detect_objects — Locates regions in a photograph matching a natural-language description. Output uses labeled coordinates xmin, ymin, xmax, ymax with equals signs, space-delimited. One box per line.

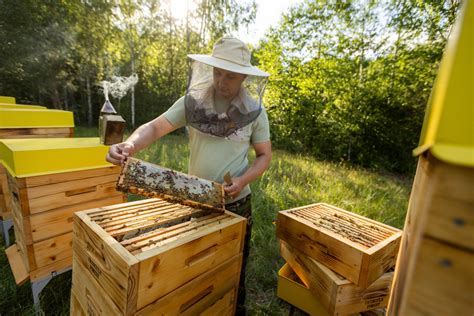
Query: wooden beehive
xmin=0 ymin=107 xmax=74 ymax=221
xmin=280 ymin=241 xmax=393 ymax=315
xmin=276 ymin=203 xmax=402 ymax=288
xmin=71 ymin=198 xmax=246 ymax=315
xmin=388 ymin=155 xmax=474 ymax=316
xmin=0 ymin=138 xmax=125 ymax=284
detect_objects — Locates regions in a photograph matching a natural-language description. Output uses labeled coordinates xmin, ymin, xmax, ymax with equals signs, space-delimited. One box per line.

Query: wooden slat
xmin=404 ymin=237 xmax=474 ymax=315
xmin=135 ymin=254 xmax=241 ymax=316
xmin=200 ymin=288 xmax=236 ymax=316
xmin=27 ymin=173 xmax=119 ymax=199
xmin=32 ymin=232 xmax=72 ymax=268
xmin=29 ymin=255 xmax=72 ymax=282
xmin=29 ymin=195 xmax=124 ymax=243
xmin=70 ymin=289 xmax=87 ymax=316
xmin=136 ymin=216 xmax=245 ymax=309
xmin=5 ymin=244 xmax=30 ymax=285
xmin=0 ymin=127 xmax=73 ymax=138
xmin=24 ymin=166 xmax=120 ymax=188
xmin=28 ymin=181 xmax=119 ymax=214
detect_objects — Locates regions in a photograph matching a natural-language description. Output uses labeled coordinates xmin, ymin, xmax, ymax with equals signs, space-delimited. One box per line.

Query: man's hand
xmin=223 ymin=176 xmax=246 ymax=199
xmin=106 ymin=142 xmax=135 ymax=165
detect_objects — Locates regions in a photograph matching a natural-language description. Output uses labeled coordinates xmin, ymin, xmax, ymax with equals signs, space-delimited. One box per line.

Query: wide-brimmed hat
xmin=188 ymin=36 xmax=270 ymax=77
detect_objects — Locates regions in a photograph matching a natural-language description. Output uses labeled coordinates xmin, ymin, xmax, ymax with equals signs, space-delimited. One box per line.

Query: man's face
xmin=213 ymin=67 xmax=246 ymax=100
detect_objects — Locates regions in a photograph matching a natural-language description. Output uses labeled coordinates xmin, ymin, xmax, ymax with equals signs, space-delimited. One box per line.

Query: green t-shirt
xmin=163 ymin=96 xmax=270 ymax=203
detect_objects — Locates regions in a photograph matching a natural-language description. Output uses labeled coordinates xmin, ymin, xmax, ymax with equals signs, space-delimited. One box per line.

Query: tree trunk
xmin=63 ymin=86 xmax=69 ymax=111
xmin=86 ymin=76 xmax=93 ymax=127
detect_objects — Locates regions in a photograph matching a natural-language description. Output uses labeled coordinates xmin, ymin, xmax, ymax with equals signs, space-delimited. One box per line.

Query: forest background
xmin=0 ymin=0 xmax=461 ymax=174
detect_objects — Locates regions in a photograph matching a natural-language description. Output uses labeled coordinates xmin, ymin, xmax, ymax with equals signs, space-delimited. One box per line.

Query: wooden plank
xmin=32 ymin=232 xmax=72 ymax=268
xmin=281 ymin=241 xmax=392 ymax=315
xmin=73 ymin=212 xmax=139 ymax=314
xmin=28 ymin=181 xmax=120 ymax=214
xmin=29 ymin=255 xmax=71 ymax=282
xmin=5 ymin=244 xmax=30 ymax=285
xmin=0 ymin=127 xmax=73 ymax=137
xmin=72 ymin=257 xmax=124 ymax=315
xmin=70 ymin=289 xmax=87 ymax=316
xmin=135 ymin=254 xmax=241 ymax=316
xmin=24 ymin=165 xmax=120 ymax=188
xmin=200 ymin=288 xmax=236 ymax=316
xmin=424 ymin=192 xmax=474 ymax=251
xmin=27 ymin=173 xmax=119 ymax=199
xmin=136 ymin=217 xmax=245 ymax=309
xmin=29 ymin=195 xmax=124 ymax=242
xmin=403 ymin=237 xmax=474 ymax=316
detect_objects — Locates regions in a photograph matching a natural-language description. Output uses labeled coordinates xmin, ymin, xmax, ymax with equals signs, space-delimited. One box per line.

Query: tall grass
xmin=0 ymin=127 xmax=412 ymax=315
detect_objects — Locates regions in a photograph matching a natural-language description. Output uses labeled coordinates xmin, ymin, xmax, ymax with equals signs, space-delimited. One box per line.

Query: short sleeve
xmin=163 ymin=96 xmax=186 ymax=128
xmin=251 ymin=107 xmax=271 ymax=144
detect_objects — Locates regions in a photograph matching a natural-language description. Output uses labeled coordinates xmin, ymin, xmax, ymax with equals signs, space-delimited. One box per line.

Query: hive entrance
xmin=290 ymin=204 xmax=395 ymax=248
xmin=89 ymin=199 xmax=233 ymax=255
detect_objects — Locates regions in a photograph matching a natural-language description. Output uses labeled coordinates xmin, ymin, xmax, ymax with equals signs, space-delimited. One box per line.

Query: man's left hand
xmin=223 ymin=176 xmax=246 ymax=199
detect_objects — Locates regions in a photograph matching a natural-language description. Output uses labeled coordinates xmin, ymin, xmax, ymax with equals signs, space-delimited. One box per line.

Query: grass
xmin=0 ymin=127 xmax=413 ymax=315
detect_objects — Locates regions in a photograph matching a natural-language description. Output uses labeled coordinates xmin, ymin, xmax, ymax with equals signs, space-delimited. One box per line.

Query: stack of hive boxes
xmin=276 ymin=203 xmax=402 ymax=316
xmin=1 ymin=138 xmax=125 ymax=285
xmin=70 ymin=198 xmax=247 ymax=315
xmin=0 ymin=96 xmax=73 ymax=243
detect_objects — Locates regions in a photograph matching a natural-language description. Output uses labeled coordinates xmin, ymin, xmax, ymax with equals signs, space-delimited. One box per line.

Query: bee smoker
xmin=99 ymin=99 xmax=126 ymax=145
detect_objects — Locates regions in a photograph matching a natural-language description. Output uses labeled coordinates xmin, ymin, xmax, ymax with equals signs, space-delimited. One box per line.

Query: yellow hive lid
xmin=0 ymin=138 xmax=114 ymax=177
xmin=0 ymin=108 xmax=74 ymax=128
xmin=0 ymin=103 xmax=46 ymax=109
xmin=414 ymin=1 xmax=474 ymax=167
xmin=0 ymin=96 xmax=16 ymax=104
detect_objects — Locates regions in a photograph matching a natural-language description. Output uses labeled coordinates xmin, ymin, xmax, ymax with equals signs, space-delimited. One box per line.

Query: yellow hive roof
xmin=0 ymin=96 xmax=16 ymax=104
xmin=0 ymin=103 xmax=46 ymax=109
xmin=414 ymin=1 xmax=474 ymax=167
xmin=0 ymin=138 xmax=114 ymax=177
xmin=0 ymin=108 xmax=74 ymax=128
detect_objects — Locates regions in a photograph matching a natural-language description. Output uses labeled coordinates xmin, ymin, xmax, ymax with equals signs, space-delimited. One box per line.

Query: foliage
xmin=0 ymin=131 xmax=411 ymax=315
xmin=254 ymin=0 xmax=460 ymax=173
xmin=0 ymin=0 xmax=461 ymax=173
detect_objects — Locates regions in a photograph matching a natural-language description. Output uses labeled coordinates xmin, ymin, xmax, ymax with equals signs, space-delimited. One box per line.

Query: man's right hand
xmin=106 ymin=142 xmax=135 ymax=165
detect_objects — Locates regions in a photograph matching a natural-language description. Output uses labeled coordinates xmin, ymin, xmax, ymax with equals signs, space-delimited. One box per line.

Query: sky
xmin=237 ymin=0 xmax=303 ymax=45
xmin=169 ymin=0 xmax=303 ymax=45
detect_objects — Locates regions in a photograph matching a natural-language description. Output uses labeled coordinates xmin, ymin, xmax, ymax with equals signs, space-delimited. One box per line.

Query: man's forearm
xmin=240 ymin=152 xmax=271 ymax=186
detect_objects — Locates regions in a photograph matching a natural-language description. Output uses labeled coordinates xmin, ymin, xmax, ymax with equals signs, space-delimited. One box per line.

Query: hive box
xmin=280 ymin=241 xmax=393 ymax=315
xmin=71 ymin=198 xmax=246 ymax=315
xmin=0 ymin=107 xmax=74 ymax=221
xmin=276 ymin=203 xmax=401 ymax=288
xmin=0 ymin=108 xmax=74 ymax=138
xmin=1 ymin=138 xmax=125 ymax=284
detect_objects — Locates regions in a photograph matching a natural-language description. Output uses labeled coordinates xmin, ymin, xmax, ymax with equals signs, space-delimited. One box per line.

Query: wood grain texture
xmin=388 ymin=154 xmax=474 ymax=315
xmin=277 ymin=203 xmax=401 ymax=288
xmin=281 ymin=241 xmax=392 ymax=315
xmin=136 ymin=254 xmax=241 ymax=316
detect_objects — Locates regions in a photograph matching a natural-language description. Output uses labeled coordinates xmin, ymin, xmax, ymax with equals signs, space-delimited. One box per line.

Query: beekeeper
xmin=106 ymin=36 xmax=272 ymax=313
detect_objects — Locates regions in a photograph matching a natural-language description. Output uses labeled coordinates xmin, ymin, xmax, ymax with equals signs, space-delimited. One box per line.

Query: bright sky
xmin=169 ymin=0 xmax=302 ymax=45
xmin=237 ymin=0 xmax=303 ymax=45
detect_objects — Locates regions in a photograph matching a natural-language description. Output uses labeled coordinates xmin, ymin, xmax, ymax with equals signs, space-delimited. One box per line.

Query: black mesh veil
xmin=184 ymin=61 xmax=268 ymax=138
